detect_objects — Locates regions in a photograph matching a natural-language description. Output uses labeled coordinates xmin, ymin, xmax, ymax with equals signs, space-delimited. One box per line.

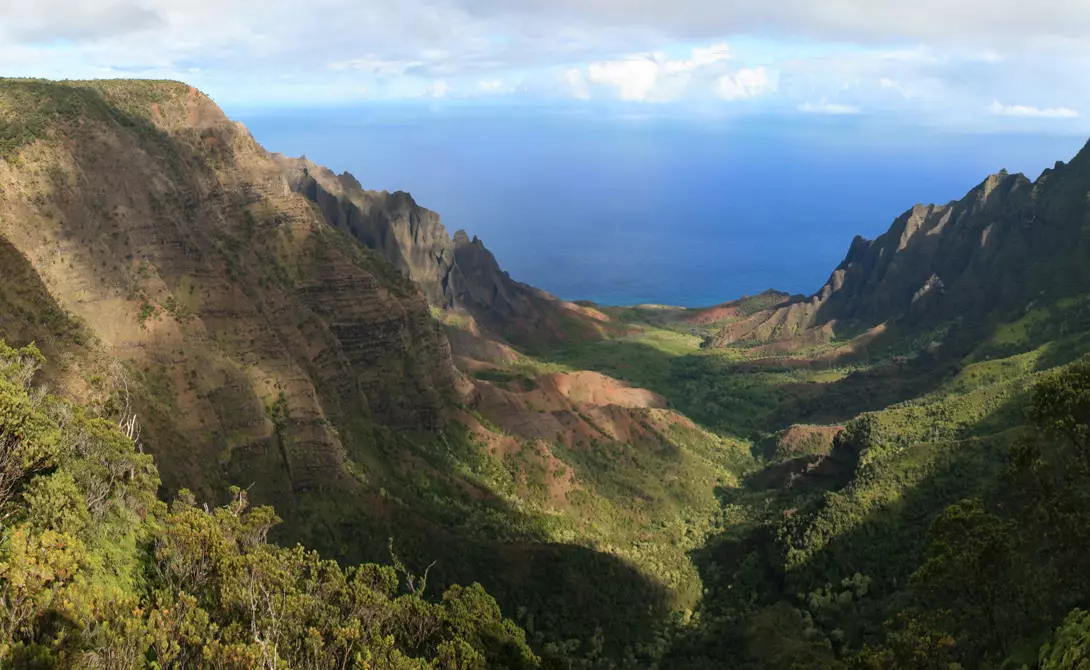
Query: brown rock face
xmin=710 ymin=143 xmax=1090 ymax=348
xmin=275 ymin=156 xmax=463 ymax=308
xmin=0 ymin=79 xmax=456 ymax=512
xmin=277 ymin=155 xmax=615 ymax=350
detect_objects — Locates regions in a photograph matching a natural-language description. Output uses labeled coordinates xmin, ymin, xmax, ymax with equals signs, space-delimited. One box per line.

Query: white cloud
xmin=798 ymin=100 xmax=861 ymax=114
xmin=576 ymin=43 xmax=743 ymax=102
xmin=478 ymin=79 xmax=505 ymax=92
xmin=1 ymin=0 xmax=163 ymax=42
xmin=0 ymin=0 xmax=1083 ymax=130
xmin=663 ymin=42 xmax=731 ymax=74
xmin=586 ymin=56 xmax=662 ymax=101
xmin=453 ymin=0 xmax=1090 ymax=51
xmin=713 ymin=67 xmax=775 ymax=100
xmin=876 ymin=76 xmax=926 ymax=98
xmin=11 ymin=0 xmax=1090 ymax=56
xmin=563 ymin=68 xmax=591 ymax=100
xmin=330 ymin=56 xmax=422 ymax=76
xmin=426 ymin=80 xmax=452 ymax=98
xmin=989 ymin=100 xmax=1079 ymax=118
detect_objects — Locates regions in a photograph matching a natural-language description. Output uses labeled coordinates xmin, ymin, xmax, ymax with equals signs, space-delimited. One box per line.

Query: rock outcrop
xmin=275 ymin=156 xmax=463 ymax=308
xmin=276 ymin=155 xmax=615 ymax=350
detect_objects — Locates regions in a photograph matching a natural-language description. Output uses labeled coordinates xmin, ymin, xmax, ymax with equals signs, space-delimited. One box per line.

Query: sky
xmin=1 ymin=0 xmax=1089 ymax=132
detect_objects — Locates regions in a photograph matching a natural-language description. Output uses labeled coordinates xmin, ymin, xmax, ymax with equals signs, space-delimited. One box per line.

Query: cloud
xmin=452 ymin=0 xmax=1090 ymax=50
xmin=798 ymin=100 xmax=861 ymax=114
xmin=2 ymin=0 xmax=163 ymax=42
xmin=0 ymin=0 xmax=1083 ymax=130
xmin=662 ymin=43 xmax=731 ymax=73
xmin=329 ymin=57 xmax=422 ymax=76
xmin=988 ymin=100 xmax=1079 ymax=118
xmin=478 ymin=79 xmax=505 ymax=92
xmin=575 ymin=42 xmax=739 ymax=102
xmin=586 ymin=56 xmax=662 ymax=101
xmin=713 ymin=67 xmax=775 ymax=100
xmin=12 ymin=0 xmax=1090 ymax=57
xmin=563 ymin=68 xmax=591 ymax=100
xmin=426 ymin=80 xmax=452 ymax=98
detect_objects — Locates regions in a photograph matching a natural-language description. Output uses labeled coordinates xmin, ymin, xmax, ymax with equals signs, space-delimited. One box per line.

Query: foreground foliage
xmin=0 ymin=340 xmax=537 ymax=668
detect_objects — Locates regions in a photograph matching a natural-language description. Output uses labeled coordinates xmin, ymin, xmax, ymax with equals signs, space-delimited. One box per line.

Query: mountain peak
xmin=1071 ymin=137 xmax=1090 ymax=165
xmin=836 ymin=235 xmax=873 ymax=271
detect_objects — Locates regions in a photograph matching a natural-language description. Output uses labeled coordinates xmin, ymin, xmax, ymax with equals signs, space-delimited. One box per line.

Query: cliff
xmin=276 ymin=155 xmax=616 ymax=350
xmin=0 ymin=79 xmax=457 ymax=512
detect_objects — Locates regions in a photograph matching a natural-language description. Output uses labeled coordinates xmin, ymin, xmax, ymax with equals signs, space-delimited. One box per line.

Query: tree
xmin=911 ymin=499 xmax=1021 ymax=660
xmin=1027 ymin=360 xmax=1090 ymax=469
xmin=1040 ymin=608 xmax=1090 ymax=670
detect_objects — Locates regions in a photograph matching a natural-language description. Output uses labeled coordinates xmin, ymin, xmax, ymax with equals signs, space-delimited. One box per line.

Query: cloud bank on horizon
xmin=1 ymin=0 xmax=1087 ymax=128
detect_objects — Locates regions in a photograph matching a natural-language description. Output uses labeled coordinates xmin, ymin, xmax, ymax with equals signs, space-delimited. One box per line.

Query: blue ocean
xmin=236 ymin=105 xmax=1085 ymax=307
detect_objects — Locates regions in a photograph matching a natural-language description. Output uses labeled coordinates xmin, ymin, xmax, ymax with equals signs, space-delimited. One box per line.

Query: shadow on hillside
xmin=277 ymin=426 xmax=674 ymax=661
xmin=668 ymin=387 xmax=1030 ymax=667
xmin=39 ymin=82 xmax=230 ymax=275
xmin=530 ymin=326 xmax=978 ymax=440
xmin=0 ymin=235 xmax=88 ymax=376
xmin=1035 ymin=331 xmax=1090 ymax=371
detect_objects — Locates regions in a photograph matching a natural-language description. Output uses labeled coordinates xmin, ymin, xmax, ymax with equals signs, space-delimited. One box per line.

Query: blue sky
xmin=3 ymin=0 xmax=1089 ymax=132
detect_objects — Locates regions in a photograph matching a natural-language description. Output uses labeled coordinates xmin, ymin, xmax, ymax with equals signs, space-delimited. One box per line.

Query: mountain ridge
xmin=275 ymin=153 xmax=616 ymax=350
xmin=0 ymin=78 xmax=462 ymax=513
xmin=706 ymin=147 xmax=1090 ymax=350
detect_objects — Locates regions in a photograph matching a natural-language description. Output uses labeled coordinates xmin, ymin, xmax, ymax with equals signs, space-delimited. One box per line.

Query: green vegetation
xmin=0 ymin=78 xmax=183 ymax=161
xmin=526 ymin=320 xmax=845 ymax=437
xmin=628 ymin=317 xmax=1090 ymax=668
xmin=447 ymin=295 xmax=1090 ymax=668
xmin=0 ymin=340 xmax=537 ymax=667
xmin=7 ymin=75 xmax=1090 ymax=669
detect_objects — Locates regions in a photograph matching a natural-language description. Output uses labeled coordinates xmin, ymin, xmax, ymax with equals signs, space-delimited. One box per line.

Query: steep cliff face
xmin=275 ymin=156 xmax=463 ymax=308
xmin=277 ymin=155 xmax=616 ymax=351
xmin=0 ymin=79 xmax=457 ymax=511
xmin=710 ymin=143 xmax=1090 ymax=348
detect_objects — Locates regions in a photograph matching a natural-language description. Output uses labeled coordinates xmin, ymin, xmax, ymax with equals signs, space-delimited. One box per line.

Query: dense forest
xmin=660 ymin=357 xmax=1090 ymax=668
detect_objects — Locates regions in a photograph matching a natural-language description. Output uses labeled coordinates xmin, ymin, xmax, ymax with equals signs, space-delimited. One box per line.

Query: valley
xmin=2 ymin=77 xmax=1090 ymax=668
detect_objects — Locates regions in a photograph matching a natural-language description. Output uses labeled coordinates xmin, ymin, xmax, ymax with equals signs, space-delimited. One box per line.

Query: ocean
xmin=235 ymin=105 xmax=1086 ymax=307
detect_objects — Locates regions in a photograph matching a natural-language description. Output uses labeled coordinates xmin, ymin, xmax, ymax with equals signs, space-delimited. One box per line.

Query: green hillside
xmin=3 ymin=77 xmax=1090 ymax=669
xmin=0 ymin=339 xmax=538 ymax=667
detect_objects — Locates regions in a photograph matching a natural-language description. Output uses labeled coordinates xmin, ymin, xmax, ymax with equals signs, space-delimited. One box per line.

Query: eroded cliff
xmin=276 ymin=154 xmax=618 ymax=351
